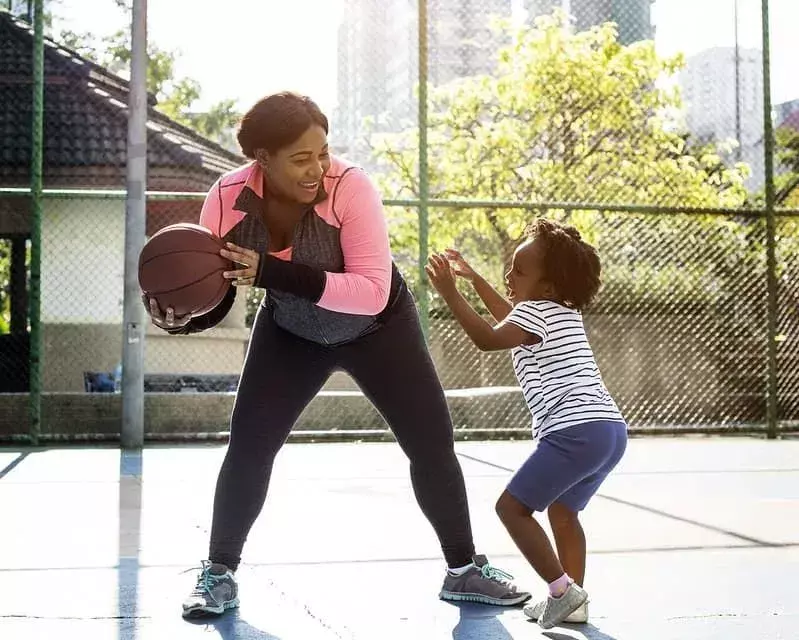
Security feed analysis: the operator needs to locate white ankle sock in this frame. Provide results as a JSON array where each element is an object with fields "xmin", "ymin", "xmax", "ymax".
[{"xmin": 447, "ymin": 561, "xmax": 475, "ymax": 576}]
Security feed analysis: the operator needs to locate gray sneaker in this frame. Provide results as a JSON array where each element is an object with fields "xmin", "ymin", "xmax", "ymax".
[
  {"xmin": 538, "ymin": 583, "xmax": 589, "ymax": 629},
  {"xmin": 524, "ymin": 598, "xmax": 588, "ymax": 623},
  {"xmin": 439, "ymin": 555, "xmax": 531, "ymax": 606},
  {"xmin": 182, "ymin": 561, "xmax": 240, "ymax": 618}
]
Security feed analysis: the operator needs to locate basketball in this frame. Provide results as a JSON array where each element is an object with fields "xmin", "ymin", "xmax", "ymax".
[{"xmin": 138, "ymin": 223, "xmax": 233, "ymax": 317}]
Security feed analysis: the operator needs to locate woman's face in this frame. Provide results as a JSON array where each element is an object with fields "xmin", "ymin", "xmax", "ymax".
[{"xmin": 263, "ymin": 125, "xmax": 331, "ymax": 204}]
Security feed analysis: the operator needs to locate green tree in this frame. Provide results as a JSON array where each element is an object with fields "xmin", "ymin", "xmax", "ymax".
[
  {"xmin": 6, "ymin": 0, "xmax": 54, "ymax": 26},
  {"xmin": 371, "ymin": 12, "xmax": 750, "ymax": 299},
  {"xmin": 9, "ymin": 0, "xmax": 240, "ymax": 148},
  {"xmin": 0, "ymin": 241, "xmax": 10, "ymax": 334},
  {"xmin": 774, "ymin": 125, "xmax": 799, "ymax": 206}
]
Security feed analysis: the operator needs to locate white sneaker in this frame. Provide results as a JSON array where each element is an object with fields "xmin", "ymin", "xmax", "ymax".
[
  {"xmin": 524, "ymin": 598, "xmax": 588, "ymax": 623},
  {"xmin": 537, "ymin": 583, "xmax": 589, "ymax": 628}
]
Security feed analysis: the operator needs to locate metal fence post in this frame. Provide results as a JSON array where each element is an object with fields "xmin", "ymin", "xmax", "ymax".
[
  {"xmin": 417, "ymin": 0, "xmax": 430, "ymax": 338},
  {"xmin": 121, "ymin": 0, "xmax": 148, "ymax": 449},
  {"xmin": 28, "ymin": 0, "xmax": 44, "ymax": 446},
  {"xmin": 761, "ymin": 0, "xmax": 778, "ymax": 439}
]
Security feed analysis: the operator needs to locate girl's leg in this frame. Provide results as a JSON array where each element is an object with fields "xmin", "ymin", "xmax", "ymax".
[
  {"xmin": 547, "ymin": 502, "xmax": 586, "ymax": 586},
  {"xmin": 501, "ymin": 427, "xmax": 607, "ymax": 588},
  {"xmin": 496, "ymin": 491, "xmax": 564, "ymax": 582},
  {"xmin": 548, "ymin": 420, "xmax": 628, "ymax": 588}
]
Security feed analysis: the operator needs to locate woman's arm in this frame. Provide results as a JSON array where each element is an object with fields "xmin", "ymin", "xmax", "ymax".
[
  {"xmin": 254, "ymin": 168, "xmax": 392, "ymax": 315},
  {"xmin": 314, "ymin": 169, "xmax": 392, "ymax": 315}
]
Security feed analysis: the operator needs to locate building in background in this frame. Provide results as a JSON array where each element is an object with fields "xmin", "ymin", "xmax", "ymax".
[
  {"xmin": 428, "ymin": 0, "xmax": 512, "ymax": 86},
  {"xmin": 775, "ymin": 98, "xmax": 799, "ymax": 124},
  {"xmin": 524, "ymin": 0, "xmax": 654, "ymax": 44},
  {"xmin": 334, "ymin": 0, "xmax": 408, "ymax": 158},
  {"xmin": 333, "ymin": 0, "xmax": 512, "ymax": 161},
  {"xmin": 0, "ymin": 12, "xmax": 247, "ymax": 394},
  {"xmin": 679, "ymin": 46, "xmax": 765, "ymax": 188}
]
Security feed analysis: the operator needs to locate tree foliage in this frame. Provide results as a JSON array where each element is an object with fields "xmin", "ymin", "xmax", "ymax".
[{"xmin": 370, "ymin": 12, "xmax": 751, "ymax": 308}]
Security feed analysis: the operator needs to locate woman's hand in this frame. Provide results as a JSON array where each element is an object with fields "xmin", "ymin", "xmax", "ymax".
[
  {"xmin": 220, "ymin": 243, "xmax": 261, "ymax": 287},
  {"xmin": 141, "ymin": 296, "xmax": 192, "ymax": 330},
  {"xmin": 443, "ymin": 248, "xmax": 478, "ymax": 282},
  {"xmin": 425, "ymin": 253, "xmax": 459, "ymax": 300}
]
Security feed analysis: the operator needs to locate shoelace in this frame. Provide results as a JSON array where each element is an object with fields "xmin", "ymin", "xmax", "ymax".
[
  {"xmin": 480, "ymin": 563, "xmax": 515, "ymax": 585},
  {"xmin": 187, "ymin": 560, "xmax": 224, "ymax": 601}
]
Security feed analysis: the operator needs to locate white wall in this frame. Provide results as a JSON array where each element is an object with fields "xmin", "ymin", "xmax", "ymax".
[
  {"xmin": 38, "ymin": 198, "xmax": 251, "ymax": 389},
  {"xmin": 41, "ymin": 198, "xmax": 125, "ymax": 324}
]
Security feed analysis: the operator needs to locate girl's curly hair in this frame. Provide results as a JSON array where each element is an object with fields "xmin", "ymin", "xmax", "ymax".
[{"xmin": 527, "ymin": 218, "xmax": 601, "ymax": 311}]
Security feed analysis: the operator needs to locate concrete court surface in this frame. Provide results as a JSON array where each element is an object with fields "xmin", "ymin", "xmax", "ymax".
[{"xmin": 1, "ymin": 437, "xmax": 797, "ymax": 640}]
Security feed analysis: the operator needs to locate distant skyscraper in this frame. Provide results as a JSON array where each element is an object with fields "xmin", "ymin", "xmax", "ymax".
[
  {"xmin": 524, "ymin": 0, "xmax": 654, "ymax": 44},
  {"xmin": 334, "ymin": 0, "xmax": 406, "ymax": 157},
  {"xmin": 428, "ymin": 0, "xmax": 512, "ymax": 86},
  {"xmin": 679, "ymin": 47, "xmax": 765, "ymax": 187},
  {"xmin": 333, "ymin": 0, "xmax": 512, "ymax": 160},
  {"xmin": 775, "ymin": 99, "xmax": 799, "ymax": 126}
]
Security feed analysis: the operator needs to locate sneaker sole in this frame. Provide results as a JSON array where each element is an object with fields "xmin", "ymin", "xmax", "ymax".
[
  {"xmin": 524, "ymin": 605, "xmax": 588, "ymax": 623},
  {"xmin": 538, "ymin": 592, "xmax": 588, "ymax": 629},
  {"xmin": 439, "ymin": 590, "xmax": 531, "ymax": 607},
  {"xmin": 182, "ymin": 597, "xmax": 240, "ymax": 618}
]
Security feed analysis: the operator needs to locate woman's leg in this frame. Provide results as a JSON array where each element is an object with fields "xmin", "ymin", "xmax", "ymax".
[
  {"xmin": 338, "ymin": 292, "xmax": 530, "ymax": 605},
  {"xmin": 337, "ymin": 292, "xmax": 475, "ymax": 568},
  {"xmin": 208, "ymin": 307, "xmax": 334, "ymax": 570}
]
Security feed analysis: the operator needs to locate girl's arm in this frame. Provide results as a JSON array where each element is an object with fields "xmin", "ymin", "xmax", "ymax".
[{"xmin": 426, "ymin": 254, "xmax": 540, "ymax": 352}]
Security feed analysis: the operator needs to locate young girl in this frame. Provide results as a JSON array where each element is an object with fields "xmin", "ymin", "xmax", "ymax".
[{"xmin": 426, "ymin": 218, "xmax": 627, "ymax": 629}]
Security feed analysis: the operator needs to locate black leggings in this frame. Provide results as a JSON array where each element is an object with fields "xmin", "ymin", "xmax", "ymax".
[{"xmin": 208, "ymin": 289, "xmax": 475, "ymax": 570}]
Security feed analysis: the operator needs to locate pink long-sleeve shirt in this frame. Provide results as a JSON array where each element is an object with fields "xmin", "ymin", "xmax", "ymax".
[{"xmin": 198, "ymin": 156, "xmax": 397, "ymax": 345}]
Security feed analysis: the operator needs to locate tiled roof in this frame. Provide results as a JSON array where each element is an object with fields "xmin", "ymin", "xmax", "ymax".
[{"xmin": 0, "ymin": 11, "xmax": 243, "ymax": 187}]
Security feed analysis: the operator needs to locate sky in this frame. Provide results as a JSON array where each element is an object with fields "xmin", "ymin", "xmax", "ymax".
[{"xmin": 50, "ymin": 0, "xmax": 799, "ymax": 115}]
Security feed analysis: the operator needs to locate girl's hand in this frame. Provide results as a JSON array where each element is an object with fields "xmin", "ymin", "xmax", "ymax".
[
  {"xmin": 444, "ymin": 248, "xmax": 478, "ymax": 282},
  {"xmin": 425, "ymin": 253, "xmax": 458, "ymax": 299},
  {"xmin": 220, "ymin": 243, "xmax": 260, "ymax": 287}
]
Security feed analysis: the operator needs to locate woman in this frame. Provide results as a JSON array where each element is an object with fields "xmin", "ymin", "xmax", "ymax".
[{"xmin": 142, "ymin": 92, "xmax": 530, "ymax": 617}]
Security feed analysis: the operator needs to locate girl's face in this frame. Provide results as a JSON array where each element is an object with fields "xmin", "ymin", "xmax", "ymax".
[
  {"xmin": 262, "ymin": 125, "xmax": 331, "ymax": 204},
  {"xmin": 504, "ymin": 238, "xmax": 555, "ymax": 304}
]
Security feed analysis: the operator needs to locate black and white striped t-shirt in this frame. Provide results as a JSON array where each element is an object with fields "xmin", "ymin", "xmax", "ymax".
[{"xmin": 506, "ymin": 300, "xmax": 624, "ymax": 439}]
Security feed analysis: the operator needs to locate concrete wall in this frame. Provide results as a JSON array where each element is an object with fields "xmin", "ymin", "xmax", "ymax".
[
  {"xmin": 0, "ymin": 389, "xmax": 529, "ymax": 438},
  {"xmin": 41, "ymin": 198, "xmax": 125, "ymax": 324},
  {"xmin": 4, "ymin": 212, "xmax": 779, "ymax": 440},
  {"xmin": 0, "ymin": 310, "xmax": 777, "ymax": 439},
  {"xmin": 429, "ymin": 314, "xmax": 759, "ymax": 425},
  {"xmin": 41, "ymin": 321, "xmax": 251, "ymax": 391}
]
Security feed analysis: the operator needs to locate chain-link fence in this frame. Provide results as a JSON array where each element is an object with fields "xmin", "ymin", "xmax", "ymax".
[{"xmin": 1, "ymin": 0, "xmax": 797, "ymax": 441}]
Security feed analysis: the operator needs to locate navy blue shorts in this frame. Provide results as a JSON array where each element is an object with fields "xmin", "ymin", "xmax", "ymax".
[{"xmin": 506, "ymin": 420, "xmax": 627, "ymax": 513}]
